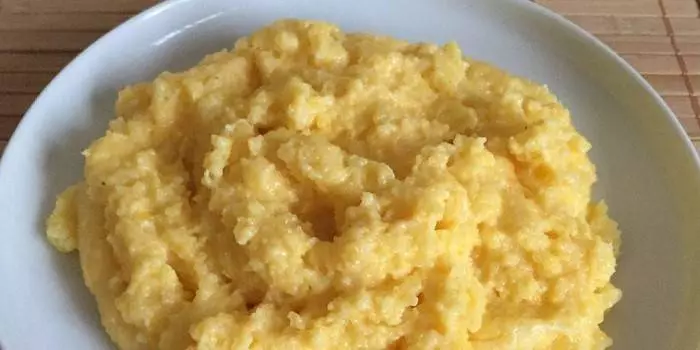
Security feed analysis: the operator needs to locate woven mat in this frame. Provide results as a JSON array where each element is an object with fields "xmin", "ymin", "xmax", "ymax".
[{"xmin": 1, "ymin": 0, "xmax": 699, "ymax": 155}]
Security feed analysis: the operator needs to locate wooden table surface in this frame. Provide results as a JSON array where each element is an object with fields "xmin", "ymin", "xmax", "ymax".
[{"xmin": 1, "ymin": 0, "xmax": 699, "ymax": 155}]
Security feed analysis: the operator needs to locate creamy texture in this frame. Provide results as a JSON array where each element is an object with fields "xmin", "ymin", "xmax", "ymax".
[{"xmin": 47, "ymin": 20, "xmax": 621, "ymax": 350}]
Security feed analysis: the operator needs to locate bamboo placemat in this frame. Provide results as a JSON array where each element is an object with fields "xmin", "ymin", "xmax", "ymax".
[{"xmin": 0, "ymin": 0, "xmax": 699, "ymax": 155}]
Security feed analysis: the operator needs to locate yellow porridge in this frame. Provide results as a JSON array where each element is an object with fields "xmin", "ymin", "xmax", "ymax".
[{"xmin": 46, "ymin": 19, "xmax": 621, "ymax": 350}]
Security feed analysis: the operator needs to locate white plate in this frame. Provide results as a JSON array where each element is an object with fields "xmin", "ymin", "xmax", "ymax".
[{"xmin": 1, "ymin": 0, "xmax": 699, "ymax": 349}]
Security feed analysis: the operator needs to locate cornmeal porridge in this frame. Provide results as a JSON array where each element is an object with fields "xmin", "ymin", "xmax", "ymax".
[{"xmin": 47, "ymin": 19, "xmax": 621, "ymax": 350}]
